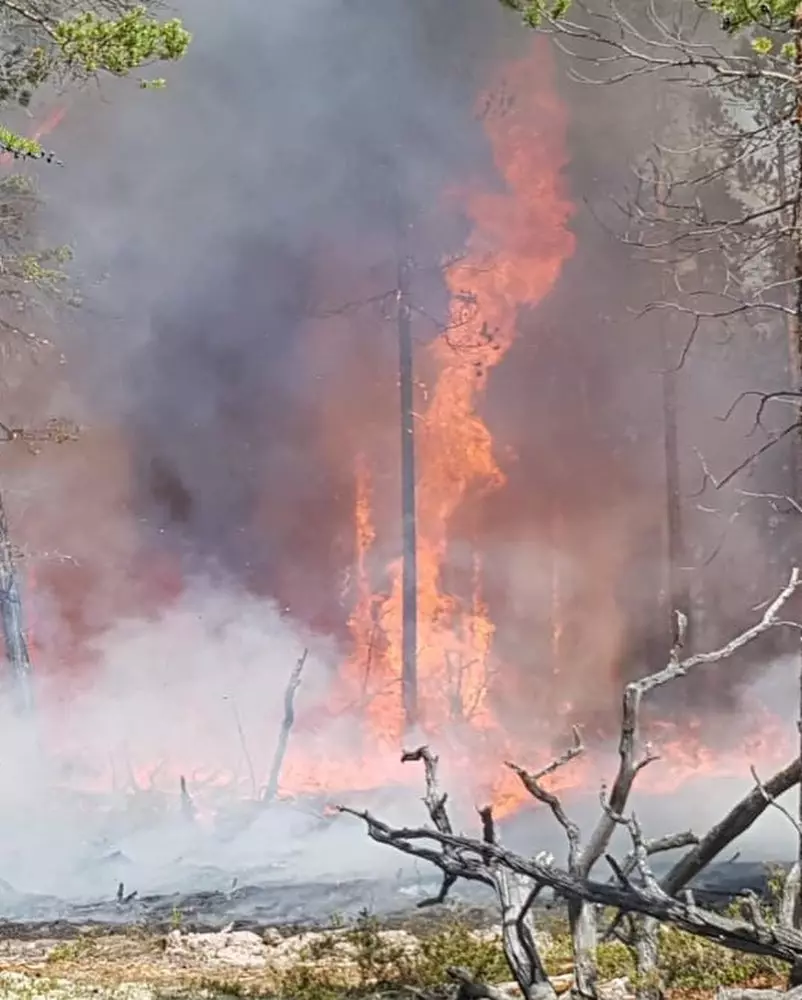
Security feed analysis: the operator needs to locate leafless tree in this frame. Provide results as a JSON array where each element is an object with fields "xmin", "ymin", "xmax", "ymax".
[{"xmin": 341, "ymin": 570, "xmax": 802, "ymax": 1000}]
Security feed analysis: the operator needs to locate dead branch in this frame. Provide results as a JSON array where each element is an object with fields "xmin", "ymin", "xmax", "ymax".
[
  {"xmin": 750, "ymin": 766, "xmax": 802, "ymax": 929},
  {"xmin": 447, "ymin": 966, "xmax": 518, "ymax": 1000},
  {"xmin": 662, "ymin": 757, "xmax": 802, "ymax": 895},
  {"xmin": 401, "ymin": 746, "xmax": 458, "ymax": 907},
  {"xmin": 402, "ymin": 746, "xmax": 453, "ymax": 835},
  {"xmin": 340, "ymin": 810, "xmax": 802, "ymax": 962},
  {"xmin": 115, "ymin": 881, "xmax": 137, "ymax": 906},
  {"xmin": 262, "ymin": 648, "xmax": 308, "ymax": 804},
  {"xmin": 179, "ymin": 775, "xmax": 195, "ymax": 824},
  {"xmin": 506, "ymin": 727, "xmax": 584, "ymax": 867},
  {"xmin": 341, "ymin": 571, "xmax": 802, "ymax": 979},
  {"xmin": 397, "ymin": 749, "xmax": 555, "ymax": 1000},
  {"xmin": 590, "ymin": 567, "xmax": 800, "ymax": 880}
]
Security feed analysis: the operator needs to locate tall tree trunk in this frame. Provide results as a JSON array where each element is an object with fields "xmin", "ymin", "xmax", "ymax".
[
  {"xmin": 0, "ymin": 490, "xmax": 33, "ymax": 711},
  {"xmin": 661, "ymin": 347, "xmax": 689, "ymax": 637},
  {"xmin": 398, "ymin": 254, "xmax": 418, "ymax": 731},
  {"xmin": 792, "ymin": 1, "xmax": 802, "ymax": 929}
]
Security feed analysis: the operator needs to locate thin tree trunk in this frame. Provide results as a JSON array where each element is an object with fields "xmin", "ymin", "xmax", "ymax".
[
  {"xmin": 569, "ymin": 899, "xmax": 598, "ymax": 1000},
  {"xmin": 262, "ymin": 649, "xmax": 307, "ymax": 804},
  {"xmin": 634, "ymin": 916, "xmax": 662, "ymax": 1000},
  {"xmin": 0, "ymin": 490, "xmax": 32, "ymax": 711},
  {"xmin": 791, "ymin": 3, "xmax": 802, "ymax": 927},
  {"xmin": 398, "ymin": 254, "xmax": 418, "ymax": 731},
  {"xmin": 661, "ymin": 347, "xmax": 689, "ymax": 637},
  {"xmin": 774, "ymin": 124, "xmax": 802, "ymax": 929},
  {"xmin": 495, "ymin": 870, "xmax": 556, "ymax": 1000}
]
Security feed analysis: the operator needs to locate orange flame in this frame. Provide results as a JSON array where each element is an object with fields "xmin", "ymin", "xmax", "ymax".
[
  {"xmin": 279, "ymin": 39, "xmax": 795, "ymax": 817},
  {"xmin": 280, "ymin": 38, "xmax": 576, "ymax": 809},
  {"xmin": 12, "ymin": 53, "xmax": 793, "ymax": 822}
]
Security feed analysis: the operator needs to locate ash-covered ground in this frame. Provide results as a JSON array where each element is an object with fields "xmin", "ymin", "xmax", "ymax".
[{"xmin": 0, "ymin": 763, "xmax": 797, "ymax": 934}]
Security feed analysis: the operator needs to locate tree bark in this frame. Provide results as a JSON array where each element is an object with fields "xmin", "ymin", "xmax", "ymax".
[
  {"xmin": 495, "ymin": 869, "xmax": 556, "ymax": 1000},
  {"xmin": 634, "ymin": 916, "xmax": 662, "ymax": 1000},
  {"xmin": 569, "ymin": 898, "xmax": 598, "ymax": 1000}
]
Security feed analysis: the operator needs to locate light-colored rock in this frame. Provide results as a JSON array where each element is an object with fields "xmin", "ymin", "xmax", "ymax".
[
  {"xmin": 493, "ymin": 983, "xmax": 524, "ymax": 999},
  {"xmin": 597, "ymin": 977, "xmax": 634, "ymax": 1000},
  {"xmin": 472, "ymin": 925, "xmax": 553, "ymax": 954},
  {"xmin": 264, "ymin": 926, "xmax": 420, "ymax": 971},
  {"xmin": 164, "ymin": 928, "xmax": 268, "ymax": 968},
  {"xmin": 0, "ymin": 972, "xmax": 157, "ymax": 1000}
]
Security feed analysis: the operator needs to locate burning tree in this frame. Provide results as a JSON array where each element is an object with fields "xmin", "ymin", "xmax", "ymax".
[
  {"xmin": 492, "ymin": 0, "xmax": 802, "ymax": 541},
  {"xmin": 342, "ymin": 570, "xmax": 802, "ymax": 1000}
]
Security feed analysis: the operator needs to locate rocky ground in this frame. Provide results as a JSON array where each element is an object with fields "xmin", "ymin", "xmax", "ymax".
[{"xmin": 0, "ymin": 918, "xmax": 633, "ymax": 1000}]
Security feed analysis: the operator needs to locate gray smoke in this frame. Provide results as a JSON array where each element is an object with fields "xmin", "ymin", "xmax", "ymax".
[{"xmin": 0, "ymin": 0, "xmax": 797, "ymax": 909}]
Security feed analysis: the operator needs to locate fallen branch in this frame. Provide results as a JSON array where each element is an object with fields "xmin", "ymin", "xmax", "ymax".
[{"xmin": 341, "ymin": 812, "xmax": 802, "ymax": 962}]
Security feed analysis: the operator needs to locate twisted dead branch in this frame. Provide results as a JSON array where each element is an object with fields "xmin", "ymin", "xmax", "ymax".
[{"xmin": 341, "ymin": 569, "xmax": 802, "ymax": 1000}]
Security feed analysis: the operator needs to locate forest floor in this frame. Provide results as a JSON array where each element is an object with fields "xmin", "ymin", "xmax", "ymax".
[{"xmin": 0, "ymin": 906, "xmax": 790, "ymax": 1000}]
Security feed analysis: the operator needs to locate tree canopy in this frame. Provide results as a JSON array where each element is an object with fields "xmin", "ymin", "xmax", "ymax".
[
  {"xmin": 0, "ymin": 1, "xmax": 190, "ymax": 160},
  {"xmin": 502, "ymin": 0, "xmax": 801, "ymax": 49}
]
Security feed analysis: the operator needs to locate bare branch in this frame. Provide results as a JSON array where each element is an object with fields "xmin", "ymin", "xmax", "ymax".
[
  {"xmin": 401, "ymin": 746, "xmax": 458, "ymax": 908},
  {"xmin": 662, "ymin": 757, "xmax": 801, "ymax": 895},
  {"xmin": 401, "ymin": 745, "xmax": 454, "ymax": 835},
  {"xmin": 505, "ymin": 727, "xmax": 583, "ymax": 865},
  {"xmin": 262, "ymin": 648, "xmax": 307, "ymax": 804}
]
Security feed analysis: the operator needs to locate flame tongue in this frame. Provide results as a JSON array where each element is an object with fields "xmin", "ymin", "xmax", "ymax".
[
  {"xmin": 279, "ymin": 41, "xmax": 795, "ymax": 815},
  {"xmin": 280, "ymin": 38, "xmax": 576, "ymax": 810}
]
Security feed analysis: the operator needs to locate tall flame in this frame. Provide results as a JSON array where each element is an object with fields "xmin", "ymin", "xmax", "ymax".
[
  {"xmin": 280, "ymin": 39, "xmax": 794, "ymax": 813},
  {"xmin": 12, "ymin": 52, "xmax": 793, "ymax": 818},
  {"xmin": 281, "ymin": 38, "xmax": 576, "ymax": 807}
]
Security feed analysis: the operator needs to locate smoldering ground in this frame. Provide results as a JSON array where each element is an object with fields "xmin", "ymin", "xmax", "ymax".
[{"xmin": 0, "ymin": 0, "xmax": 797, "ymax": 909}]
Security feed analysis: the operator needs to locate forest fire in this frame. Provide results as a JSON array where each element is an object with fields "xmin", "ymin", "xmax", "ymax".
[
  {"xmin": 272, "ymin": 38, "xmax": 575, "ymax": 810},
  {"xmin": 1, "ymin": 38, "xmax": 796, "ymax": 831},
  {"xmin": 274, "ymin": 38, "xmax": 794, "ymax": 817}
]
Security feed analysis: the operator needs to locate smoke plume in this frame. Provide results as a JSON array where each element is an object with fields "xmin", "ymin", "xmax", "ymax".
[{"xmin": 0, "ymin": 0, "xmax": 796, "ymax": 905}]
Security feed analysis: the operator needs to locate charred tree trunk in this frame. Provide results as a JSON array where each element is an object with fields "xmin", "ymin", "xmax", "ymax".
[
  {"xmin": 398, "ymin": 255, "xmax": 418, "ymax": 732},
  {"xmin": 0, "ymin": 490, "xmax": 32, "ymax": 711}
]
